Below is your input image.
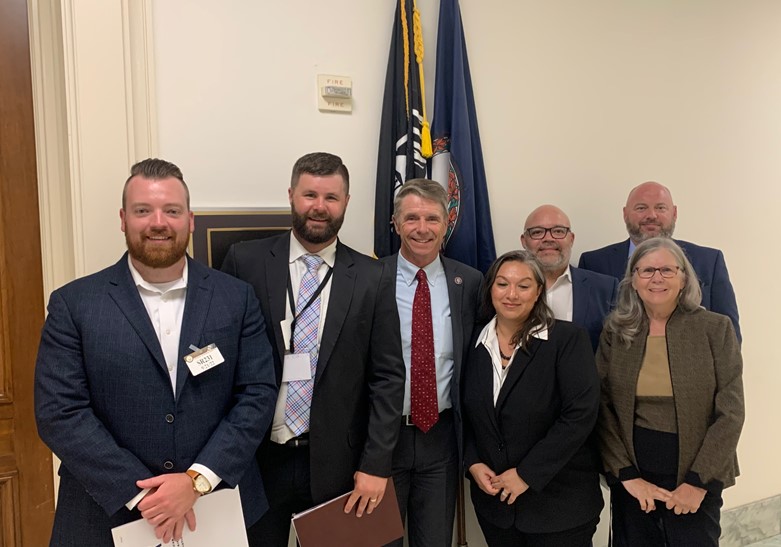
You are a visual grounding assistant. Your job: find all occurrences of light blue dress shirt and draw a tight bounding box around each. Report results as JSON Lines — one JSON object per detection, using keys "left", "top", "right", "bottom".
{"left": 396, "top": 253, "right": 454, "bottom": 415}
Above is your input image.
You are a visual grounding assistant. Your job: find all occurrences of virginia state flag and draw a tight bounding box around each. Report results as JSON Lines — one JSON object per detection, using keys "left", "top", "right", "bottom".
{"left": 430, "top": 0, "right": 496, "bottom": 273}
{"left": 374, "top": 0, "right": 432, "bottom": 258}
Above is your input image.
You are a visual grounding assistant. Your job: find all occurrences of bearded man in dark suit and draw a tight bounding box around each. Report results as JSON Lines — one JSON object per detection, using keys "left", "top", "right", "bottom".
{"left": 222, "top": 152, "right": 405, "bottom": 547}
{"left": 35, "top": 159, "right": 277, "bottom": 546}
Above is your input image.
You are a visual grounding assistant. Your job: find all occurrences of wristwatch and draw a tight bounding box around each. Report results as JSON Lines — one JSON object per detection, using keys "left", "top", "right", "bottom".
{"left": 186, "top": 469, "right": 213, "bottom": 495}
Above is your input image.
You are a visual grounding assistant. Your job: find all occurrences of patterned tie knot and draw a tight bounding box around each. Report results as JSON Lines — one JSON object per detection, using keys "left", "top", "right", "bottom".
{"left": 416, "top": 268, "right": 427, "bottom": 283}
{"left": 303, "top": 254, "right": 324, "bottom": 273}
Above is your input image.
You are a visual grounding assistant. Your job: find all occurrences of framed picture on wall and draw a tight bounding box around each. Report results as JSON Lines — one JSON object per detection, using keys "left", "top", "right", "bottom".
{"left": 189, "top": 209, "right": 291, "bottom": 270}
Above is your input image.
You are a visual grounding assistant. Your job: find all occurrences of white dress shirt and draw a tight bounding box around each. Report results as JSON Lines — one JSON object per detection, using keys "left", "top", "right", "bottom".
{"left": 270, "top": 235, "right": 337, "bottom": 444}
{"left": 126, "top": 257, "right": 220, "bottom": 508}
{"left": 546, "top": 266, "right": 573, "bottom": 322}
{"left": 475, "top": 316, "right": 548, "bottom": 405}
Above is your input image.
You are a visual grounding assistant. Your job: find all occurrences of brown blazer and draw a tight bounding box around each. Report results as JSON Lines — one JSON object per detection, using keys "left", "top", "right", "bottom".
{"left": 596, "top": 307, "right": 744, "bottom": 489}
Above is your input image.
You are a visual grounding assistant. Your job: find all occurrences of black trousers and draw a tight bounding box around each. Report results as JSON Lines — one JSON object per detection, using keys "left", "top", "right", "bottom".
{"left": 611, "top": 427, "right": 723, "bottom": 546}
{"left": 476, "top": 514, "right": 599, "bottom": 547}
{"left": 247, "top": 442, "right": 314, "bottom": 547}
{"left": 385, "top": 409, "right": 458, "bottom": 547}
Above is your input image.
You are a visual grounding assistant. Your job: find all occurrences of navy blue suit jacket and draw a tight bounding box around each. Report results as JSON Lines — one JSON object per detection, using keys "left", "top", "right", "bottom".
{"left": 578, "top": 239, "right": 741, "bottom": 341}
{"left": 35, "top": 255, "right": 277, "bottom": 544}
{"left": 381, "top": 253, "right": 483, "bottom": 459}
{"left": 571, "top": 266, "right": 618, "bottom": 352}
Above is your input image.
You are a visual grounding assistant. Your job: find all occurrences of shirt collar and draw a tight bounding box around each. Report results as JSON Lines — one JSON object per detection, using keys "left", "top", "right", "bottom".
{"left": 397, "top": 252, "right": 444, "bottom": 287}
{"left": 474, "top": 315, "right": 549, "bottom": 349}
{"left": 289, "top": 233, "right": 337, "bottom": 268}
{"left": 127, "top": 255, "right": 188, "bottom": 294}
{"left": 550, "top": 265, "right": 573, "bottom": 288}
{"left": 628, "top": 239, "right": 637, "bottom": 257}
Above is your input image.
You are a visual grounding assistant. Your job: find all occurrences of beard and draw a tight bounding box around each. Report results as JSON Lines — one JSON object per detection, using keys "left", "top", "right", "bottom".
{"left": 291, "top": 205, "right": 345, "bottom": 245}
{"left": 126, "top": 228, "right": 189, "bottom": 269}
{"left": 535, "top": 244, "right": 569, "bottom": 273}
{"left": 625, "top": 219, "right": 676, "bottom": 242}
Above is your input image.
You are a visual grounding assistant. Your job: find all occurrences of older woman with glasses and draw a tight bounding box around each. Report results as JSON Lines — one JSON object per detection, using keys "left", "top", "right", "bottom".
{"left": 597, "top": 237, "right": 744, "bottom": 546}
{"left": 462, "top": 250, "right": 603, "bottom": 547}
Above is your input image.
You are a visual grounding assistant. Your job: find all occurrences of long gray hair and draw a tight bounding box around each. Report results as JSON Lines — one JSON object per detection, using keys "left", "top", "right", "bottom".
{"left": 604, "top": 237, "right": 702, "bottom": 346}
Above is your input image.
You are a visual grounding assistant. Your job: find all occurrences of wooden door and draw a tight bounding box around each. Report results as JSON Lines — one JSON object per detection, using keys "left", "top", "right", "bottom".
{"left": 0, "top": 0, "right": 56, "bottom": 544}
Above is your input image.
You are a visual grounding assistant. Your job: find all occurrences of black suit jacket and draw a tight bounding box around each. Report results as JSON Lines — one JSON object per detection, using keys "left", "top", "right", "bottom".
{"left": 578, "top": 238, "right": 741, "bottom": 341}
{"left": 380, "top": 253, "right": 482, "bottom": 457}
{"left": 462, "top": 321, "right": 603, "bottom": 534}
{"left": 571, "top": 266, "right": 618, "bottom": 352}
{"left": 222, "top": 233, "right": 405, "bottom": 503}
{"left": 35, "top": 256, "right": 277, "bottom": 542}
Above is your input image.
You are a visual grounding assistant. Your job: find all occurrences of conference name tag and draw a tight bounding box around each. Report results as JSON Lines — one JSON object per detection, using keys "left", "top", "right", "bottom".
{"left": 184, "top": 343, "right": 225, "bottom": 376}
{"left": 282, "top": 353, "right": 312, "bottom": 382}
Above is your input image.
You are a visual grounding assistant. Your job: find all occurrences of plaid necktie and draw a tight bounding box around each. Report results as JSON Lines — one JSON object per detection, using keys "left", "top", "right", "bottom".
{"left": 285, "top": 254, "right": 324, "bottom": 435}
{"left": 411, "top": 268, "right": 438, "bottom": 433}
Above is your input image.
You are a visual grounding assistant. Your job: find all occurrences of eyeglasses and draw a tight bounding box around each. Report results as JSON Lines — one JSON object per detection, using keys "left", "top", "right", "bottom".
{"left": 524, "top": 226, "right": 571, "bottom": 240}
{"left": 633, "top": 266, "right": 681, "bottom": 279}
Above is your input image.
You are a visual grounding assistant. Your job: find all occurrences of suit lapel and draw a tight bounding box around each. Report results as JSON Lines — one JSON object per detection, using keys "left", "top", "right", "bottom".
{"left": 495, "top": 336, "right": 542, "bottom": 413}
{"left": 474, "top": 345, "right": 502, "bottom": 438}
{"left": 267, "top": 234, "right": 292, "bottom": 371}
{"left": 107, "top": 256, "right": 167, "bottom": 373}
{"left": 611, "top": 240, "right": 631, "bottom": 278}
{"left": 443, "top": 257, "right": 465, "bottom": 377}
{"left": 571, "top": 267, "right": 588, "bottom": 326}
{"left": 175, "top": 259, "right": 214, "bottom": 398}
{"left": 315, "top": 241, "right": 354, "bottom": 383}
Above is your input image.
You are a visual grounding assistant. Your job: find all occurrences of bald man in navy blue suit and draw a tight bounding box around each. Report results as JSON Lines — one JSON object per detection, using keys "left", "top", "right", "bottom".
{"left": 521, "top": 205, "right": 617, "bottom": 351}
{"left": 578, "top": 181, "right": 741, "bottom": 342}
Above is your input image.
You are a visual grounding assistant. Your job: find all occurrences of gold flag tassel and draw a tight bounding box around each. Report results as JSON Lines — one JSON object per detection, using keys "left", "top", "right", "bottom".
{"left": 412, "top": 0, "right": 433, "bottom": 158}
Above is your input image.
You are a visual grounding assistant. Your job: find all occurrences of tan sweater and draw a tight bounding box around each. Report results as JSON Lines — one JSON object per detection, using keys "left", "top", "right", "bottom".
{"left": 596, "top": 307, "right": 744, "bottom": 488}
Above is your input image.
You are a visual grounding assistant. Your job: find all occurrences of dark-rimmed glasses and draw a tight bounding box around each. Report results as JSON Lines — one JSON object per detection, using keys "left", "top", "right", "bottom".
{"left": 524, "top": 226, "right": 571, "bottom": 240}
{"left": 633, "top": 266, "right": 681, "bottom": 279}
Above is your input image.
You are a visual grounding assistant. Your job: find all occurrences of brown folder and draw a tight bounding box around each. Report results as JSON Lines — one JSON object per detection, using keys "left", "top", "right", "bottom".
{"left": 292, "top": 478, "right": 404, "bottom": 547}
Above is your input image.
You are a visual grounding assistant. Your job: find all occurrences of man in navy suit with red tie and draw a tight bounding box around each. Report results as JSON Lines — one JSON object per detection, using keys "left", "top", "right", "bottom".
{"left": 578, "top": 181, "right": 741, "bottom": 341}
{"left": 381, "top": 179, "right": 482, "bottom": 547}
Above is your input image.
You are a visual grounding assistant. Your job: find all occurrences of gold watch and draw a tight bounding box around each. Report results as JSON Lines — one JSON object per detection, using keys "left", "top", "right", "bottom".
{"left": 186, "top": 469, "right": 212, "bottom": 495}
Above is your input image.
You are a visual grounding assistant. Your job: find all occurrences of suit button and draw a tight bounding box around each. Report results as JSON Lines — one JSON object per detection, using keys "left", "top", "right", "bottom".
{"left": 165, "top": 414, "right": 175, "bottom": 423}
{"left": 163, "top": 460, "right": 174, "bottom": 470}
{"left": 498, "top": 443, "right": 505, "bottom": 451}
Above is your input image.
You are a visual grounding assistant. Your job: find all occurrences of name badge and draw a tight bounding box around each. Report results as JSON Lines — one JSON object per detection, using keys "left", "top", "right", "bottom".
{"left": 184, "top": 343, "right": 225, "bottom": 376}
{"left": 282, "top": 353, "right": 312, "bottom": 382}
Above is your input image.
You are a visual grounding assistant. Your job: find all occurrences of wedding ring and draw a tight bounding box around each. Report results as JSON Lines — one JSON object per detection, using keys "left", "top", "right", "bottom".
{"left": 370, "top": 498, "right": 378, "bottom": 502}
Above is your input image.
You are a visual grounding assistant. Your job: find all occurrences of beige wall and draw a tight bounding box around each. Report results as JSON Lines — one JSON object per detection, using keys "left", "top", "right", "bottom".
{"left": 32, "top": 0, "right": 780, "bottom": 542}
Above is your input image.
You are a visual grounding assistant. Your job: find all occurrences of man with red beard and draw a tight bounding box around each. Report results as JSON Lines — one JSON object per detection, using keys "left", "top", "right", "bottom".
{"left": 521, "top": 205, "right": 617, "bottom": 351}
{"left": 35, "top": 159, "right": 277, "bottom": 546}
{"left": 222, "top": 152, "right": 405, "bottom": 547}
{"left": 578, "top": 181, "right": 741, "bottom": 341}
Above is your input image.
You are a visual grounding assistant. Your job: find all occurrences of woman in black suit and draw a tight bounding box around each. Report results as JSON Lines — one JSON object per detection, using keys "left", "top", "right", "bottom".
{"left": 462, "top": 250, "right": 603, "bottom": 547}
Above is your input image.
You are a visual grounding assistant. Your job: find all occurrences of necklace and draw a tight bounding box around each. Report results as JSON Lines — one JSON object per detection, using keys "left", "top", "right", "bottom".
{"left": 499, "top": 349, "right": 512, "bottom": 361}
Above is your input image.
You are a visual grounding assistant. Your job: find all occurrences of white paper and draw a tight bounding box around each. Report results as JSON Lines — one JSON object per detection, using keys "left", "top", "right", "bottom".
{"left": 282, "top": 353, "right": 312, "bottom": 382}
{"left": 112, "top": 487, "right": 248, "bottom": 547}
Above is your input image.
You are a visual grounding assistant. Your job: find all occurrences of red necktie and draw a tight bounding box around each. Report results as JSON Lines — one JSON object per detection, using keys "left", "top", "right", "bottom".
{"left": 411, "top": 269, "right": 438, "bottom": 433}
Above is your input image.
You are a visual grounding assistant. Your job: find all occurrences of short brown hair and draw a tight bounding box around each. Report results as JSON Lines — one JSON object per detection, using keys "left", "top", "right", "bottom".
{"left": 123, "top": 158, "right": 190, "bottom": 209}
{"left": 392, "top": 178, "right": 448, "bottom": 220}
{"left": 290, "top": 152, "right": 350, "bottom": 193}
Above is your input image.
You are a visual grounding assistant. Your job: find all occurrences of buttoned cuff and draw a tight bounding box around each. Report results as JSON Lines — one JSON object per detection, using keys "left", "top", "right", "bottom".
{"left": 190, "top": 463, "right": 222, "bottom": 492}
